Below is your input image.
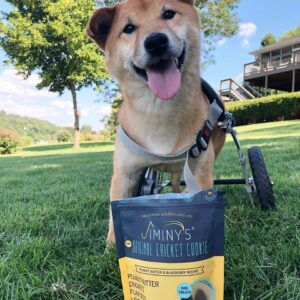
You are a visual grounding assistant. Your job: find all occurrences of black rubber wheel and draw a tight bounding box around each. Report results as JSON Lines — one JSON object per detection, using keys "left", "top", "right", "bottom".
{"left": 248, "top": 146, "right": 275, "bottom": 210}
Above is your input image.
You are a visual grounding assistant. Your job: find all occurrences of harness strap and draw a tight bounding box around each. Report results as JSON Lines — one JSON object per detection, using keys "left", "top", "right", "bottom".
{"left": 189, "top": 100, "right": 224, "bottom": 158}
{"left": 117, "top": 127, "right": 190, "bottom": 162}
{"left": 208, "top": 100, "right": 224, "bottom": 125}
{"left": 184, "top": 100, "right": 224, "bottom": 193}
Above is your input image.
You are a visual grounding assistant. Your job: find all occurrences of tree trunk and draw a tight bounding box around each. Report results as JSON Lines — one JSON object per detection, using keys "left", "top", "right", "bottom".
{"left": 71, "top": 84, "right": 80, "bottom": 149}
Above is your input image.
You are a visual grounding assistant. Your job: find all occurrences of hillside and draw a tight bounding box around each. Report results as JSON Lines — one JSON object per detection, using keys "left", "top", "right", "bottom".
{"left": 0, "top": 110, "right": 70, "bottom": 141}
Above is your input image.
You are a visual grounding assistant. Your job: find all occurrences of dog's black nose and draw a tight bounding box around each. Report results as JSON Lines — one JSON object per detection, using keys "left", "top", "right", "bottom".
{"left": 144, "top": 33, "right": 169, "bottom": 56}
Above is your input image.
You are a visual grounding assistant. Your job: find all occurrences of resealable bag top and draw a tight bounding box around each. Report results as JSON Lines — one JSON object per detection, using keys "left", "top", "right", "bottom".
{"left": 111, "top": 188, "right": 225, "bottom": 300}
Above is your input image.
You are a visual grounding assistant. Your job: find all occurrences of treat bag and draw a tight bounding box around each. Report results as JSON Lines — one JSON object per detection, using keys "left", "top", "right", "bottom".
{"left": 111, "top": 189, "right": 225, "bottom": 300}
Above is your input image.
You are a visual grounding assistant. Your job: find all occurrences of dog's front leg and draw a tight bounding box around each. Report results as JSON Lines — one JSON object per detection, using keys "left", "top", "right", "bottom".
{"left": 191, "top": 143, "right": 215, "bottom": 190}
{"left": 107, "top": 140, "right": 145, "bottom": 245}
{"left": 107, "top": 168, "right": 143, "bottom": 244}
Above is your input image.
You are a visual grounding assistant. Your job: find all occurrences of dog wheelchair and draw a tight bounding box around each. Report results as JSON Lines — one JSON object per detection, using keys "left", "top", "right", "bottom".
{"left": 128, "top": 79, "right": 275, "bottom": 211}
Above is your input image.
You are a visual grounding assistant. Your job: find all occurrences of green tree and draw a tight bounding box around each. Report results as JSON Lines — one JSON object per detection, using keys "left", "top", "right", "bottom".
{"left": 101, "top": 96, "right": 122, "bottom": 140}
{"left": 261, "top": 33, "right": 276, "bottom": 47}
{"left": 281, "top": 25, "right": 300, "bottom": 41}
{"left": 195, "top": 0, "right": 240, "bottom": 63}
{"left": 0, "top": 0, "right": 108, "bottom": 148}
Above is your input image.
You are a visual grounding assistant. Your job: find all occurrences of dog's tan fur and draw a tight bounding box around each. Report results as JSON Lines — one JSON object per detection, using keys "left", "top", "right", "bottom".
{"left": 87, "top": 0, "right": 226, "bottom": 243}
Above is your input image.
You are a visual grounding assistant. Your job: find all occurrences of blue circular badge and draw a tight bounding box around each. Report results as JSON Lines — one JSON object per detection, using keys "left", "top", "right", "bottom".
{"left": 177, "top": 283, "right": 192, "bottom": 299}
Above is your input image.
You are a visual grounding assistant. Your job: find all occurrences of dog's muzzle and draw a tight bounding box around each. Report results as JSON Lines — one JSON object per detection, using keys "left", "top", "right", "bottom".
{"left": 133, "top": 33, "right": 186, "bottom": 100}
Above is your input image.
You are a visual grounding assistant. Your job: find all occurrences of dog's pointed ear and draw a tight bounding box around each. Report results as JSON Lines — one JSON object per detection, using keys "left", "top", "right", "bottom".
{"left": 86, "top": 7, "right": 116, "bottom": 50}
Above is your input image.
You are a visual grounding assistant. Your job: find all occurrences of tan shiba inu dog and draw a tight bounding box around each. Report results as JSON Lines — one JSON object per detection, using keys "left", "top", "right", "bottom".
{"left": 87, "top": 0, "right": 226, "bottom": 243}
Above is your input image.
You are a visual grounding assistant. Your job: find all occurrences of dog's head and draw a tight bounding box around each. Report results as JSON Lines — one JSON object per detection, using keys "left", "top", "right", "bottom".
{"left": 87, "top": 0, "right": 200, "bottom": 101}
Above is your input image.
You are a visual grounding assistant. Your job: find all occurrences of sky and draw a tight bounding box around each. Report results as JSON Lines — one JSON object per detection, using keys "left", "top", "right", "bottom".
{"left": 0, "top": 0, "right": 299, "bottom": 131}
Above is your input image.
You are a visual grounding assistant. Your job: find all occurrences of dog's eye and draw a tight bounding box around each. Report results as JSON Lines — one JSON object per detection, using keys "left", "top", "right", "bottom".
{"left": 123, "top": 24, "right": 136, "bottom": 34}
{"left": 162, "top": 10, "right": 176, "bottom": 20}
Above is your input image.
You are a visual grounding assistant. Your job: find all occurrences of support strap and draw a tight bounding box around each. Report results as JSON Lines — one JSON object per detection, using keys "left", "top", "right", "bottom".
{"left": 189, "top": 100, "right": 224, "bottom": 158}
{"left": 183, "top": 100, "right": 224, "bottom": 193}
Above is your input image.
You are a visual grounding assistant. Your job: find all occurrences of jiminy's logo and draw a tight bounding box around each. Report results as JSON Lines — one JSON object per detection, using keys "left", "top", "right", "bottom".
{"left": 141, "top": 221, "right": 193, "bottom": 242}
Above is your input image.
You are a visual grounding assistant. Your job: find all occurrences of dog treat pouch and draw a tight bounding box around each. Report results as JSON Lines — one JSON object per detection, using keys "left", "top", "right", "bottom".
{"left": 111, "top": 189, "right": 225, "bottom": 300}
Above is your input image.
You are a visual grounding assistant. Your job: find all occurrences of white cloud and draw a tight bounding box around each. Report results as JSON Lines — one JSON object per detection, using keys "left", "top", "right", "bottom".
{"left": 51, "top": 101, "right": 96, "bottom": 118}
{"left": 0, "top": 67, "right": 113, "bottom": 130}
{"left": 242, "top": 39, "right": 250, "bottom": 48}
{"left": 51, "top": 100, "right": 73, "bottom": 110}
{"left": 0, "top": 69, "right": 58, "bottom": 101}
{"left": 0, "top": 99, "right": 62, "bottom": 119}
{"left": 0, "top": 68, "right": 70, "bottom": 122}
{"left": 79, "top": 104, "right": 111, "bottom": 118}
{"left": 50, "top": 99, "right": 111, "bottom": 121}
{"left": 239, "top": 22, "right": 257, "bottom": 38}
{"left": 217, "top": 38, "right": 227, "bottom": 46}
{"left": 239, "top": 22, "right": 257, "bottom": 48}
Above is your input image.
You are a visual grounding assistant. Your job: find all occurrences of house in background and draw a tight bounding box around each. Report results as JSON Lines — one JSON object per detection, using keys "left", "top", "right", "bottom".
{"left": 220, "top": 34, "right": 300, "bottom": 101}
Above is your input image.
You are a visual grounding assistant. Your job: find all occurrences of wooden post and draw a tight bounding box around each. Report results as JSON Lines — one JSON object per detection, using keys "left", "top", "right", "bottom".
{"left": 264, "top": 75, "right": 268, "bottom": 96}
{"left": 292, "top": 70, "right": 295, "bottom": 92}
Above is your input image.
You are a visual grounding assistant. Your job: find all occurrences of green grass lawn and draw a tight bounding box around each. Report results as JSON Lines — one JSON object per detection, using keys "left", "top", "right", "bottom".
{"left": 0, "top": 120, "right": 299, "bottom": 299}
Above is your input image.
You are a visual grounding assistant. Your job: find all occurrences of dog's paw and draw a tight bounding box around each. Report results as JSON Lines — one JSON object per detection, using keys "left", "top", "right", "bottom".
{"left": 105, "top": 239, "right": 116, "bottom": 253}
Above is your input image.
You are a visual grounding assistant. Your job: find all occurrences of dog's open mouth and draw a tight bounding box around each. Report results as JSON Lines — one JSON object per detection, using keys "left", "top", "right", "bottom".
{"left": 133, "top": 48, "right": 185, "bottom": 100}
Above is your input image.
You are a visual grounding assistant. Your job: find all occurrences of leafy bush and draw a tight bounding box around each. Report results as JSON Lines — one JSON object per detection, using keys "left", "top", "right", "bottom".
{"left": 98, "top": 130, "right": 114, "bottom": 142}
{"left": 19, "top": 136, "right": 34, "bottom": 147}
{"left": 80, "top": 125, "right": 98, "bottom": 142}
{"left": 56, "top": 130, "right": 72, "bottom": 143}
{"left": 281, "top": 25, "right": 300, "bottom": 41}
{"left": 80, "top": 132, "right": 98, "bottom": 142}
{"left": 0, "top": 129, "right": 19, "bottom": 154}
{"left": 261, "top": 33, "right": 276, "bottom": 47}
{"left": 225, "top": 92, "right": 300, "bottom": 125}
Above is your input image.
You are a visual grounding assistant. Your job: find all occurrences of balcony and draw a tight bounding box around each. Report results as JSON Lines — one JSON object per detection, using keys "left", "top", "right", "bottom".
{"left": 220, "top": 79, "right": 258, "bottom": 101}
{"left": 244, "top": 49, "right": 300, "bottom": 79}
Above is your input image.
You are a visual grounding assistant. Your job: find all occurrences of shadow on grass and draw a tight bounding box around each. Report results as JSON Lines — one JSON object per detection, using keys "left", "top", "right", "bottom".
{"left": 23, "top": 141, "right": 114, "bottom": 152}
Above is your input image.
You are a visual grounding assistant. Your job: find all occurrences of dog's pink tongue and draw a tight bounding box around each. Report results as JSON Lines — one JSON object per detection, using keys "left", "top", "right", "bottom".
{"left": 146, "top": 61, "right": 181, "bottom": 100}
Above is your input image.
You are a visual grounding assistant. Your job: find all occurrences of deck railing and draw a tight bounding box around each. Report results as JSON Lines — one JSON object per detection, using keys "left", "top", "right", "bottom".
{"left": 220, "top": 79, "right": 255, "bottom": 100}
{"left": 244, "top": 49, "right": 300, "bottom": 77}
